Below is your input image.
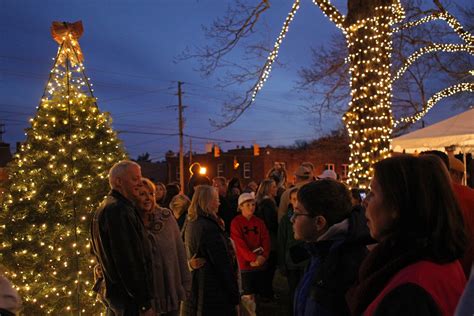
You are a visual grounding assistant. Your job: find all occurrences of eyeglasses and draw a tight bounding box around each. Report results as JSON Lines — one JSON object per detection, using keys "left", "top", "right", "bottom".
{"left": 364, "top": 191, "right": 373, "bottom": 203}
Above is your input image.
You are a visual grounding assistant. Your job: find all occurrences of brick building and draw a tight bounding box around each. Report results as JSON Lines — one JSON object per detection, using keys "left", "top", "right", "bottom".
{"left": 0, "top": 142, "right": 13, "bottom": 205}
{"left": 166, "top": 134, "right": 350, "bottom": 192}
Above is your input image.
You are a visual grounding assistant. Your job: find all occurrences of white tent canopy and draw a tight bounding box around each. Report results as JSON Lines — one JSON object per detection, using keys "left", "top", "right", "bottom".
{"left": 392, "top": 108, "right": 474, "bottom": 153}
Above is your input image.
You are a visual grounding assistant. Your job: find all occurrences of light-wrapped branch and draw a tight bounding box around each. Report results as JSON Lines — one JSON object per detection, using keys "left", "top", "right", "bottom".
{"left": 251, "top": 0, "right": 301, "bottom": 102}
{"left": 392, "top": 43, "right": 474, "bottom": 82}
{"left": 312, "top": 0, "right": 345, "bottom": 30}
{"left": 212, "top": 0, "right": 301, "bottom": 128}
{"left": 394, "top": 82, "right": 474, "bottom": 126}
{"left": 394, "top": 11, "right": 473, "bottom": 45}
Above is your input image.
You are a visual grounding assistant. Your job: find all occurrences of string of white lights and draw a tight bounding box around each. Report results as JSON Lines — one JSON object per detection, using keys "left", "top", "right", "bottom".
{"left": 250, "top": 0, "right": 301, "bottom": 102}
{"left": 392, "top": 43, "right": 474, "bottom": 82}
{"left": 394, "top": 82, "right": 474, "bottom": 127}
{"left": 311, "top": 0, "right": 345, "bottom": 30}
{"left": 395, "top": 12, "right": 473, "bottom": 45}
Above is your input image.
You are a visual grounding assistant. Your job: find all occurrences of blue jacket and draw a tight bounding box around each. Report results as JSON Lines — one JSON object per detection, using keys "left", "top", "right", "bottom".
{"left": 294, "top": 208, "right": 371, "bottom": 316}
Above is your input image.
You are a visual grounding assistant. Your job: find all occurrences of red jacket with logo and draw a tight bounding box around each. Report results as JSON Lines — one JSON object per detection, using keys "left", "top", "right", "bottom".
{"left": 230, "top": 215, "right": 270, "bottom": 271}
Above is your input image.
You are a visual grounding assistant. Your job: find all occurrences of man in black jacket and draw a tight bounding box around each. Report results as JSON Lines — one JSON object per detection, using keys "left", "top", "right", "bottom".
{"left": 212, "top": 176, "right": 234, "bottom": 232}
{"left": 91, "top": 160, "right": 155, "bottom": 316}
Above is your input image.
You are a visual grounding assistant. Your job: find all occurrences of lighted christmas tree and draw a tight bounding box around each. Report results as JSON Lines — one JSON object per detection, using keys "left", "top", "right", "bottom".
{"left": 0, "top": 21, "right": 127, "bottom": 315}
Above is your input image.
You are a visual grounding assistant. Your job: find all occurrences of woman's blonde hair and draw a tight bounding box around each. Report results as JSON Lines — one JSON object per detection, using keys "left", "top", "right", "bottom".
{"left": 256, "top": 178, "right": 276, "bottom": 202}
{"left": 169, "top": 194, "right": 191, "bottom": 217}
{"left": 188, "top": 185, "right": 217, "bottom": 221}
{"left": 155, "top": 182, "right": 167, "bottom": 202}
{"left": 141, "top": 178, "right": 157, "bottom": 208}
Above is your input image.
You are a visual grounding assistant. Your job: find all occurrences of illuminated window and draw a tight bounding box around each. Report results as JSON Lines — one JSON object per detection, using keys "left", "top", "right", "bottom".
{"left": 243, "top": 162, "right": 251, "bottom": 179}
{"left": 217, "top": 163, "right": 224, "bottom": 177}
{"left": 325, "top": 163, "right": 335, "bottom": 171}
{"left": 341, "top": 164, "right": 348, "bottom": 178}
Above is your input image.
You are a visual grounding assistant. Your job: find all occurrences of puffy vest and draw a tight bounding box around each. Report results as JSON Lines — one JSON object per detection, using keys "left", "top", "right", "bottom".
{"left": 364, "top": 260, "right": 466, "bottom": 316}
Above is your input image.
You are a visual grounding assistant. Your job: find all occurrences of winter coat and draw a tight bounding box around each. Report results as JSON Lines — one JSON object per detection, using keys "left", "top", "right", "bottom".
{"left": 231, "top": 214, "right": 271, "bottom": 271}
{"left": 255, "top": 196, "right": 278, "bottom": 252}
{"left": 278, "top": 207, "right": 308, "bottom": 272}
{"left": 182, "top": 213, "right": 240, "bottom": 316}
{"left": 294, "top": 209, "right": 370, "bottom": 316}
{"left": 363, "top": 260, "right": 465, "bottom": 316}
{"left": 347, "top": 232, "right": 466, "bottom": 316}
{"left": 218, "top": 194, "right": 236, "bottom": 233}
{"left": 144, "top": 207, "right": 191, "bottom": 313}
{"left": 90, "top": 190, "right": 154, "bottom": 311}
{"left": 452, "top": 182, "right": 474, "bottom": 277}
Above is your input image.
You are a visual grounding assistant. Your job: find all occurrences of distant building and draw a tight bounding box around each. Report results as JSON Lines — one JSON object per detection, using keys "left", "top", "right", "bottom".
{"left": 166, "top": 134, "right": 350, "bottom": 194}
{"left": 0, "top": 142, "right": 13, "bottom": 205}
{"left": 137, "top": 160, "right": 168, "bottom": 184}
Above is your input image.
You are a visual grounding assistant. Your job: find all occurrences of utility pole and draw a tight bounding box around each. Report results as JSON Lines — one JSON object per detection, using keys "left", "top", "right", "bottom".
{"left": 0, "top": 123, "right": 5, "bottom": 143}
{"left": 189, "top": 137, "right": 193, "bottom": 165}
{"left": 178, "top": 81, "right": 185, "bottom": 194}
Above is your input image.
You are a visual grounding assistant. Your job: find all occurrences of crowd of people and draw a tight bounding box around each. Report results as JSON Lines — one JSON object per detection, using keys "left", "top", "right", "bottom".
{"left": 2, "top": 151, "right": 472, "bottom": 316}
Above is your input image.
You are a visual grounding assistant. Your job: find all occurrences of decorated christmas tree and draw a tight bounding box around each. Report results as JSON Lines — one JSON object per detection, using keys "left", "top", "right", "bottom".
{"left": 0, "top": 21, "right": 127, "bottom": 315}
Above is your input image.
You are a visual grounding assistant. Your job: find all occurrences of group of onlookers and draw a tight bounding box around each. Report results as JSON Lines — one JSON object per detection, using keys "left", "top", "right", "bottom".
{"left": 89, "top": 151, "right": 473, "bottom": 316}
{"left": 2, "top": 150, "right": 472, "bottom": 316}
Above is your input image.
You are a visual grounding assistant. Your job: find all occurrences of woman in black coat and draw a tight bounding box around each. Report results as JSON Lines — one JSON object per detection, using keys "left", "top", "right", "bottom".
{"left": 182, "top": 185, "right": 240, "bottom": 315}
{"left": 255, "top": 178, "right": 279, "bottom": 300}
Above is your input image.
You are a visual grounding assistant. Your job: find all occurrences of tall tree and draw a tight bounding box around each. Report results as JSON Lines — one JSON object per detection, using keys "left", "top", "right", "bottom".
{"left": 0, "top": 22, "right": 127, "bottom": 314}
{"left": 184, "top": 0, "right": 473, "bottom": 187}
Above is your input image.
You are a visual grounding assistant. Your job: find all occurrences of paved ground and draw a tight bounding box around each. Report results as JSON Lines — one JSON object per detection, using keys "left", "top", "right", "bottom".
{"left": 255, "top": 271, "right": 292, "bottom": 316}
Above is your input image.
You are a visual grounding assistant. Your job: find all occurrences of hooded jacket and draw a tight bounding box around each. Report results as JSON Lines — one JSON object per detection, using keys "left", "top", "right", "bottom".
{"left": 293, "top": 208, "right": 371, "bottom": 316}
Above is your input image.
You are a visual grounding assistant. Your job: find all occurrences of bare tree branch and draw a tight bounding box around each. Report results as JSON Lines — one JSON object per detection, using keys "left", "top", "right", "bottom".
{"left": 178, "top": 0, "right": 270, "bottom": 76}
{"left": 210, "top": 0, "right": 302, "bottom": 129}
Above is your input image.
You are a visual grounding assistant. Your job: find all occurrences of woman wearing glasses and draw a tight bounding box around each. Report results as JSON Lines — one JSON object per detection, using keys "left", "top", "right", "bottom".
{"left": 291, "top": 179, "right": 371, "bottom": 316}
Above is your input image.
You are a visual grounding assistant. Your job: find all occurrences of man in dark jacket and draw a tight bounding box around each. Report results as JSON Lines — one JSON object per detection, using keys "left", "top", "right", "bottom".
{"left": 91, "top": 160, "right": 155, "bottom": 316}
{"left": 291, "top": 180, "right": 371, "bottom": 316}
{"left": 213, "top": 176, "right": 234, "bottom": 232}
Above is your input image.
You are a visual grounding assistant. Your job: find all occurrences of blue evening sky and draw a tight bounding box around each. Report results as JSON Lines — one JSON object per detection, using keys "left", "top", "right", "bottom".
{"left": 0, "top": 0, "right": 471, "bottom": 160}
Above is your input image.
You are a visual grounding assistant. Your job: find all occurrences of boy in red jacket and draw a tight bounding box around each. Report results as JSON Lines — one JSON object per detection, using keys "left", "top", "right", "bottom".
{"left": 231, "top": 192, "right": 271, "bottom": 311}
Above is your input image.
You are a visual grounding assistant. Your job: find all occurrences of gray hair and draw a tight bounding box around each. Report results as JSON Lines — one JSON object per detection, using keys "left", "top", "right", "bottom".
{"left": 108, "top": 160, "right": 141, "bottom": 189}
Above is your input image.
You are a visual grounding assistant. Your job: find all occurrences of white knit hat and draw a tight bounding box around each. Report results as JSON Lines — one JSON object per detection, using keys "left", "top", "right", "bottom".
{"left": 238, "top": 192, "right": 255, "bottom": 206}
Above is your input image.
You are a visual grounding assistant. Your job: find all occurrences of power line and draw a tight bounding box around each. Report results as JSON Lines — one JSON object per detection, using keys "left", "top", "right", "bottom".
{"left": 0, "top": 68, "right": 174, "bottom": 94}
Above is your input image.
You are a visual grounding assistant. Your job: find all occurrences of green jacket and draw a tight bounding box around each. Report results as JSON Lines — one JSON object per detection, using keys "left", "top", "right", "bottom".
{"left": 277, "top": 208, "right": 308, "bottom": 272}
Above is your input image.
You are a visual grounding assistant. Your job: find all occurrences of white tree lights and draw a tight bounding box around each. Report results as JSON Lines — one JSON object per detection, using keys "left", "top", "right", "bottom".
{"left": 238, "top": 0, "right": 473, "bottom": 187}
{"left": 342, "top": 3, "right": 401, "bottom": 187}
{"left": 0, "top": 22, "right": 127, "bottom": 314}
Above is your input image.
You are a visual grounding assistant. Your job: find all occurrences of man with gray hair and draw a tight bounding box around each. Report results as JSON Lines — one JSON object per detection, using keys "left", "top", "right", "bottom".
{"left": 91, "top": 160, "right": 155, "bottom": 315}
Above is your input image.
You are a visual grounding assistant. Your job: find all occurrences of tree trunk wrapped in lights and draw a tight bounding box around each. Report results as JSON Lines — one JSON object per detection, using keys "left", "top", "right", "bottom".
{"left": 0, "top": 21, "right": 127, "bottom": 315}
{"left": 342, "top": 0, "right": 401, "bottom": 187}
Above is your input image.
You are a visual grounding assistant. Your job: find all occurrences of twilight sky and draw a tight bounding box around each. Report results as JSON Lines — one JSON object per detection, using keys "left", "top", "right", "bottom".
{"left": 0, "top": 0, "right": 471, "bottom": 161}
